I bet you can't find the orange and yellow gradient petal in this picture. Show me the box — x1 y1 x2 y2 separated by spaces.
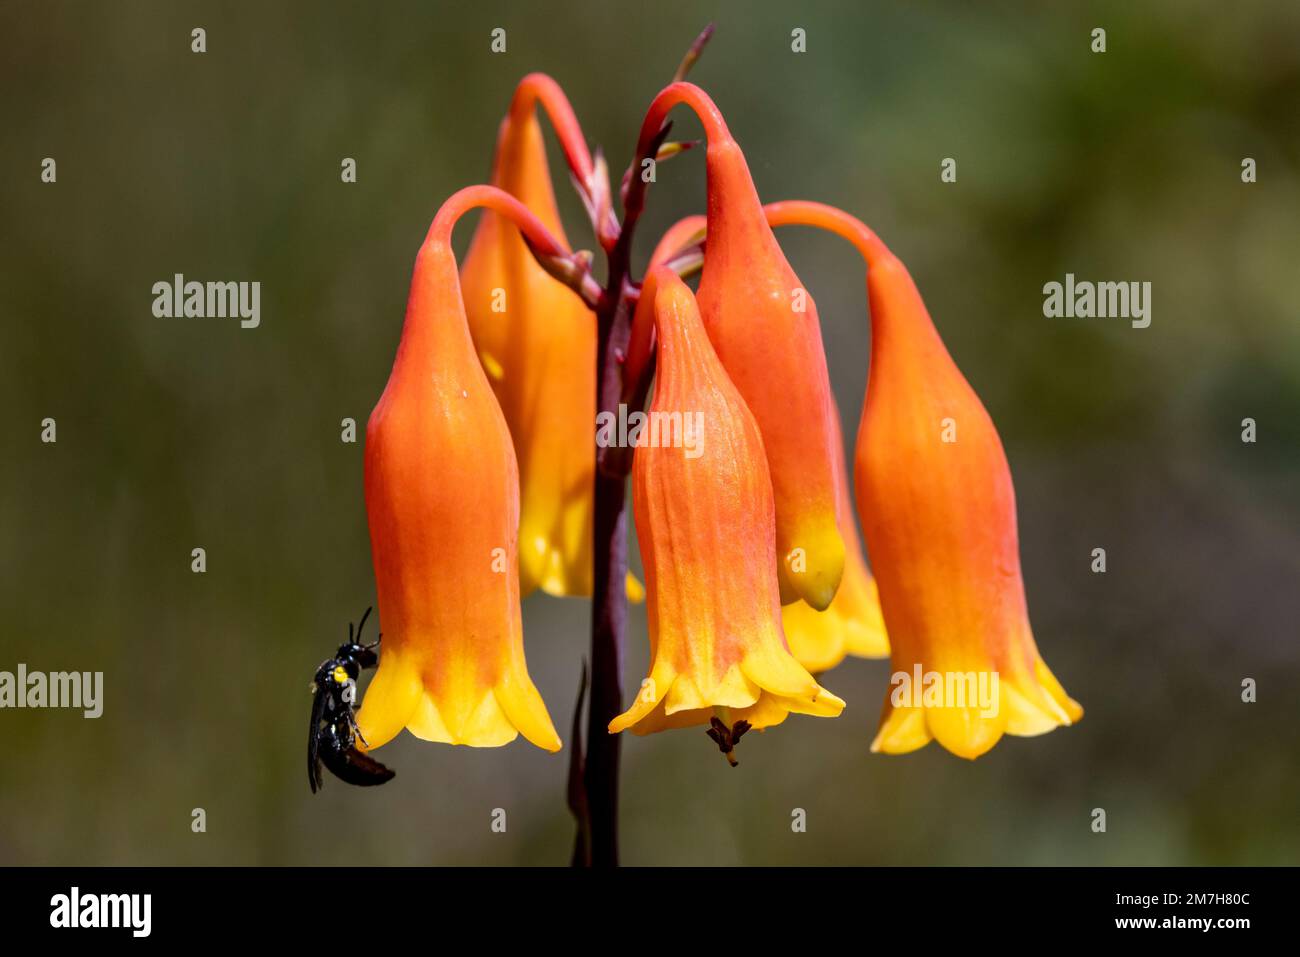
636 84 847 611
610 269 844 737
357 187 563 753
762 200 1081 759
850 221 1081 759
460 76 598 600
642 211 888 675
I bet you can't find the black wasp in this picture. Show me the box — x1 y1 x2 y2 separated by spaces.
308 607 395 793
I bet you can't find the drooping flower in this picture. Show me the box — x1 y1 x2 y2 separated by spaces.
459 75 599 600
633 83 847 612
609 267 844 744
356 186 564 753
644 213 889 674
764 201 1081 758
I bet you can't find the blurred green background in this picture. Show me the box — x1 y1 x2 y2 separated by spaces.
2 0 1298 866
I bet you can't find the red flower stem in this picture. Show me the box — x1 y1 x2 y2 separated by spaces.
429 184 568 254
570 85 725 874
428 185 602 307
581 218 709 868
511 73 621 249
616 82 731 269
762 200 889 268
510 73 596 186
575 60 725 872
622 203 888 392
582 299 630 868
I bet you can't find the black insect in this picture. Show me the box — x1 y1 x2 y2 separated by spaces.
308 607 395 793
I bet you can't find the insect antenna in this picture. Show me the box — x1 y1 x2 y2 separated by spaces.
355 606 373 644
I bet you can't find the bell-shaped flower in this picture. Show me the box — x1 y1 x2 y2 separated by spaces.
761 202 1082 759
639 211 888 675
633 83 847 611
460 75 601 599
609 268 844 744
356 186 565 753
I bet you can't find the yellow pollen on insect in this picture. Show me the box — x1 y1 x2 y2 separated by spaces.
332 666 348 684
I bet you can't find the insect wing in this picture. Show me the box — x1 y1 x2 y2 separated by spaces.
307 687 327 793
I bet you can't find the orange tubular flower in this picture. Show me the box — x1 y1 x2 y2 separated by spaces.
459 75 609 599
356 185 565 753
610 267 844 744
766 201 1082 759
633 83 846 612
643 213 888 674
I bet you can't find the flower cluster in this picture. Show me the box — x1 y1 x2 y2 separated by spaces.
355 63 1080 764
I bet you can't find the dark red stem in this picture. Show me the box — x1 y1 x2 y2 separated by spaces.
572 27 716 869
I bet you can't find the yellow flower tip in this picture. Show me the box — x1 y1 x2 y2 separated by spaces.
779 401 890 670
355 642 562 753
520 537 643 605
781 577 890 673
406 689 518 748
1001 664 1084 737
868 666 1081 761
354 650 422 752
536 549 574 598
871 661 1082 760
517 536 549 596
781 600 849 674
841 580 891 660
375 683 561 752
517 532 581 600
1035 656 1084 724
494 665 564 752
777 521 846 611
607 663 674 735
782 685 846 718
737 645 822 700
869 706 930 756
926 706 1006 760
841 621 889 662
663 666 755 715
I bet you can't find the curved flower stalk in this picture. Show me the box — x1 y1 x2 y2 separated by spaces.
610 268 844 745
460 75 603 600
766 201 1083 759
357 185 576 753
627 83 847 612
